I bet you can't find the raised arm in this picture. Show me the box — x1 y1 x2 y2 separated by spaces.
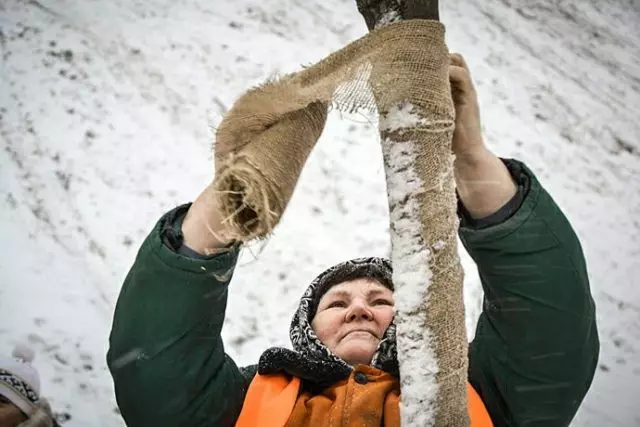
461 160 598 426
107 188 251 427
449 55 598 426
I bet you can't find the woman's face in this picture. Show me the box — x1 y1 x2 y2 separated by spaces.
0 397 27 427
311 278 394 366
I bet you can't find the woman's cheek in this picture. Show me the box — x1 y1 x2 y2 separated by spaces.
322 313 343 347
377 307 395 330
314 314 335 342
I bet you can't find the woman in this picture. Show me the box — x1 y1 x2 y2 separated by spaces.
0 345 59 427
107 54 599 426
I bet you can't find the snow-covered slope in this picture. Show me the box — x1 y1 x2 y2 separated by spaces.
1 0 638 425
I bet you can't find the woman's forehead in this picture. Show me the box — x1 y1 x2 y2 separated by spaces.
323 278 391 298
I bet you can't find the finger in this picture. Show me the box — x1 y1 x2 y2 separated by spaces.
449 53 470 73
449 65 474 92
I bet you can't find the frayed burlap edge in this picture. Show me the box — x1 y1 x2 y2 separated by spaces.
213 20 449 242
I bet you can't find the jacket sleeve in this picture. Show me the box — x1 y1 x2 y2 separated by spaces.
463 160 599 427
107 205 250 427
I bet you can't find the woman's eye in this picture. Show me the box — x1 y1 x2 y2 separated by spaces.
327 301 347 309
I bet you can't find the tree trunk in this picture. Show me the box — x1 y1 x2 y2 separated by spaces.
355 2 470 426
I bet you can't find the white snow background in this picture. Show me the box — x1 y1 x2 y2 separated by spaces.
1 0 639 425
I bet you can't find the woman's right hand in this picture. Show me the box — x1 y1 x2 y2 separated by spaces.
181 181 235 255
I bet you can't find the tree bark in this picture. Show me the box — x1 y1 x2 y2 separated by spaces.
356 0 440 30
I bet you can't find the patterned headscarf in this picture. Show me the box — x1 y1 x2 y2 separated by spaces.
258 257 399 388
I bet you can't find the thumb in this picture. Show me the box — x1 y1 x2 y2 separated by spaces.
449 65 477 107
449 53 475 91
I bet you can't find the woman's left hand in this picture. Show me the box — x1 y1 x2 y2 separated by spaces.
448 53 517 218
449 53 486 160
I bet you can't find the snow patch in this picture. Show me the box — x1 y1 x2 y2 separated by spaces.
380 102 428 132
374 10 402 30
380 102 454 136
3 0 639 425
432 240 446 251
381 136 438 426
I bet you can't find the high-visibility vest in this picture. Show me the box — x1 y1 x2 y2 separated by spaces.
236 372 493 427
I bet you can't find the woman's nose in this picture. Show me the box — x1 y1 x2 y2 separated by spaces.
345 300 374 322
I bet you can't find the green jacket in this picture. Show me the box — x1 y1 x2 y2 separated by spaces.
107 160 598 426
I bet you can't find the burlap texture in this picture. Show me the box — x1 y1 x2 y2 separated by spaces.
215 20 449 240
213 19 468 425
375 22 467 425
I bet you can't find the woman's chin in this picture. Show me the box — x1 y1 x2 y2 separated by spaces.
335 336 379 365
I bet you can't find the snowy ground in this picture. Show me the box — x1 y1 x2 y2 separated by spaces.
1 0 638 425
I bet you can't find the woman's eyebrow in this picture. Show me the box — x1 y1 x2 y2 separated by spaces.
367 288 389 297
325 290 351 299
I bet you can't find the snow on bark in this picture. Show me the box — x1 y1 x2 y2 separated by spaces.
374 9 402 29
380 102 439 426
380 102 453 136
432 240 446 251
379 102 427 131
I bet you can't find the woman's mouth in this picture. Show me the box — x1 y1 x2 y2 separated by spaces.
343 330 377 340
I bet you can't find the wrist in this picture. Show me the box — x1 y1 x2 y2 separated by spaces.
453 146 491 169
181 184 234 255
454 150 517 219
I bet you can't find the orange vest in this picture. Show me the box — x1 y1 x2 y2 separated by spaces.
236 365 493 427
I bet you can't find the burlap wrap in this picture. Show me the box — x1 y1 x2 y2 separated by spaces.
214 20 468 426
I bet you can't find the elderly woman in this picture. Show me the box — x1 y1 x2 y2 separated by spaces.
107 53 598 426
